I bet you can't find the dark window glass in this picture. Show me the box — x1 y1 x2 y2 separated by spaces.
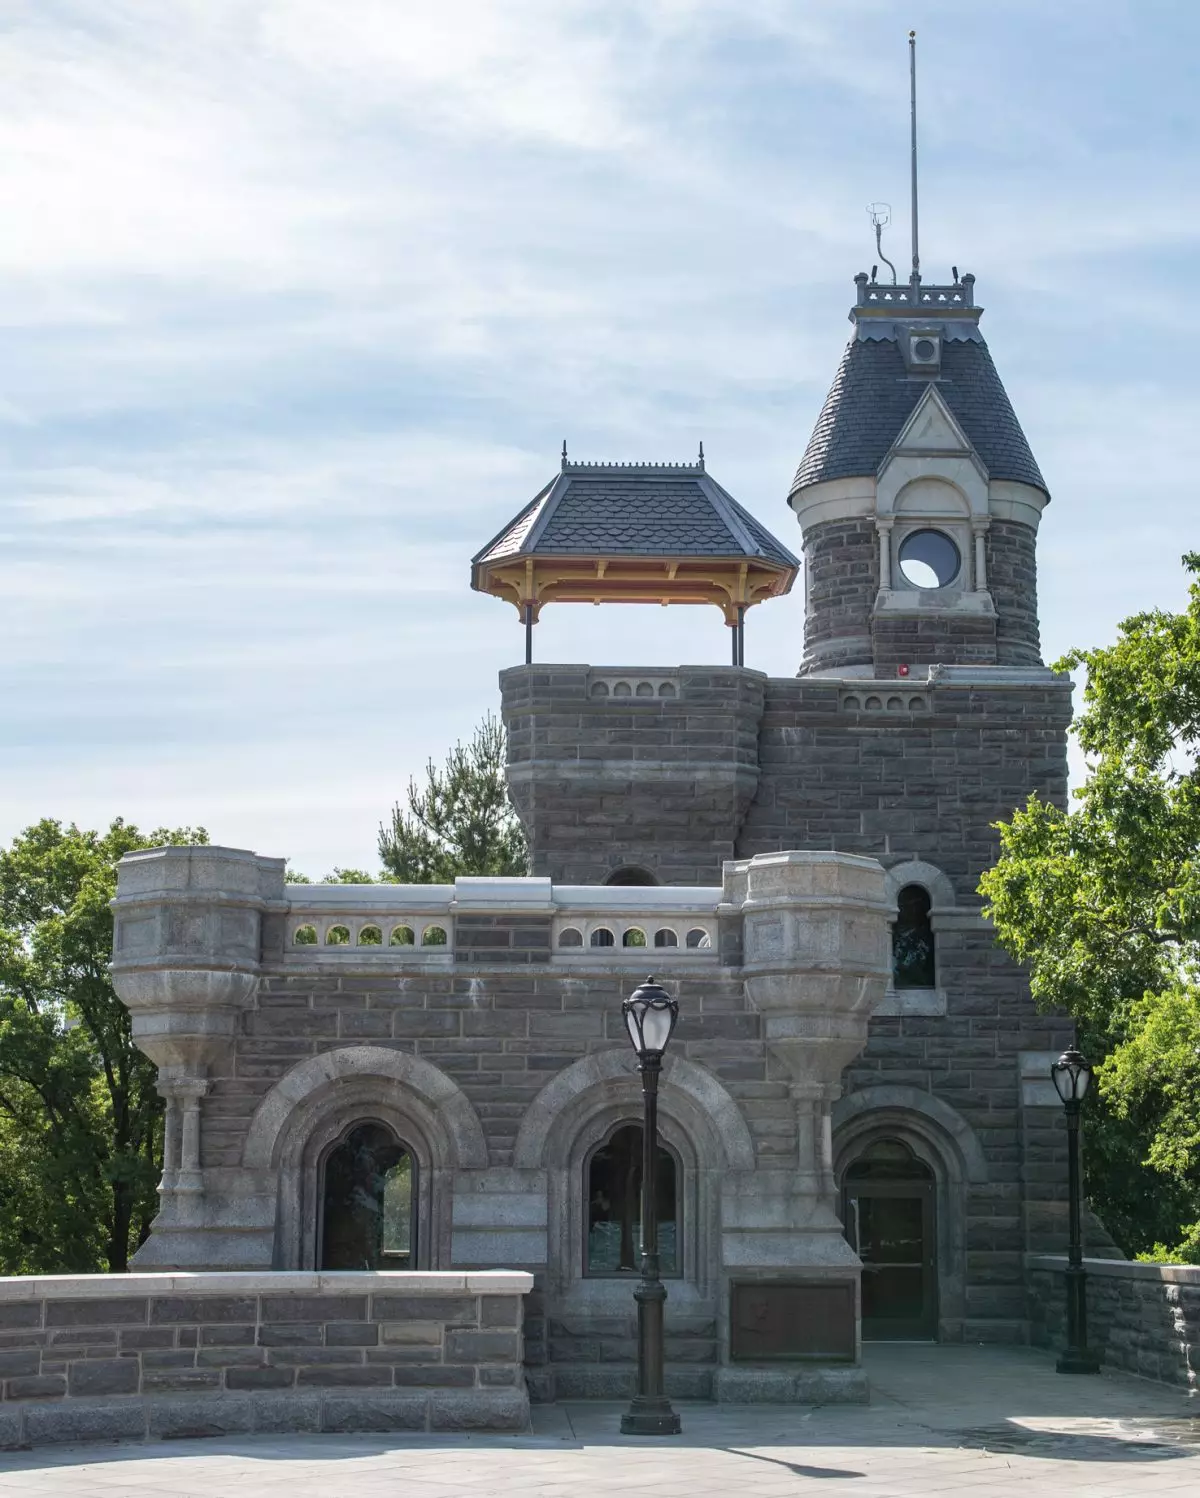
586 1124 677 1276
321 1122 415 1270
605 866 658 887
893 884 935 989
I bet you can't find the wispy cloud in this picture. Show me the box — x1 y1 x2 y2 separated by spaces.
1 0 1197 871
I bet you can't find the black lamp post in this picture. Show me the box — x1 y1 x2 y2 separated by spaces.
619 976 682 1436
1050 1047 1100 1375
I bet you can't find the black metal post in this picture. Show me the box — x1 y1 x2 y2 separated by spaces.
1057 1097 1099 1374
730 622 738 665
737 604 746 667
524 603 533 665
620 1056 681 1435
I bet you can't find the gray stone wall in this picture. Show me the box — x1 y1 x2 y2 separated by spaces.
798 518 876 674
870 613 997 672
1028 1258 1199 1391
0 1271 530 1446
500 664 764 885
988 521 1042 666
738 675 1071 894
739 672 1074 1338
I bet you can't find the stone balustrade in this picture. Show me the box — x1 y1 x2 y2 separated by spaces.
1027 1255 1199 1392
0 1270 532 1446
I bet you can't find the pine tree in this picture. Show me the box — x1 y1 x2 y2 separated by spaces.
378 714 528 883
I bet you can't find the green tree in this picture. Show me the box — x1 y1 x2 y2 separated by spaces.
980 554 1200 1261
0 818 207 1273
378 713 528 882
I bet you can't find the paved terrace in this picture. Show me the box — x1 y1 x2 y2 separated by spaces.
1 1345 1197 1497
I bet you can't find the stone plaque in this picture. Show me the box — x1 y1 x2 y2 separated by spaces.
729 1280 855 1362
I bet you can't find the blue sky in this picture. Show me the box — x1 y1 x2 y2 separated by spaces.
2 0 1197 876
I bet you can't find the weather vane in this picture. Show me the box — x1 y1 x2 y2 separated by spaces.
867 202 897 285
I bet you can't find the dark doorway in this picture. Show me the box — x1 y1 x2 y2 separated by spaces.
321 1121 415 1270
842 1139 937 1339
585 1123 678 1275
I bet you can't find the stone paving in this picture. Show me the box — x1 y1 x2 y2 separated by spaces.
1 1345 1198 1497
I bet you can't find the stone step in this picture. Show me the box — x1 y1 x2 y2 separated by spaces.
549 1363 714 1401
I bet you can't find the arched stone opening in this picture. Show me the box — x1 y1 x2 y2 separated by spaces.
604 866 658 887
833 1085 988 1343
242 1046 486 1269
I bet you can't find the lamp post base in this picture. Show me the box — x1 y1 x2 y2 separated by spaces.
1056 1348 1101 1375
620 1396 682 1436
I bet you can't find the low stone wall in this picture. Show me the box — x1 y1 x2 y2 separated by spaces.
0 1270 532 1446
1028 1255 1198 1392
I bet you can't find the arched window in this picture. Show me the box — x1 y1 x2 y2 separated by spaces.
622 928 647 948
358 925 382 946
590 927 615 948
558 927 583 948
585 1123 678 1276
685 927 711 949
326 924 351 946
605 866 658 887
893 884 935 988
320 1122 415 1270
654 928 678 948
293 924 317 946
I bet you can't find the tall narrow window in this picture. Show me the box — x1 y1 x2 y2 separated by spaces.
585 1123 678 1276
321 1122 416 1270
893 884 935 989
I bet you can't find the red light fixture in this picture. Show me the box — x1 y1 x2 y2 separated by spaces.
897 663 910 677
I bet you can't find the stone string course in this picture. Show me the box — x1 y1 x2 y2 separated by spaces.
0 1271 531 1446
1028 1257 1199 1392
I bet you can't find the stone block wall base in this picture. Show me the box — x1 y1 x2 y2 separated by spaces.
549 1365 714 1401
1 1389 531 1448
714 1365 869 1405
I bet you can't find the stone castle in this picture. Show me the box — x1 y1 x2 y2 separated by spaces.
107 266 1082 1405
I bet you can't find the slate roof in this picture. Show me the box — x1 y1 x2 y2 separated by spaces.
792 335 1047 495
473 467 799 569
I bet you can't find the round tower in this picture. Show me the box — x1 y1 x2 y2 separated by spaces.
789 271 1048 676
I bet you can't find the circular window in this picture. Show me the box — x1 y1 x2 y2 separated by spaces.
898 529 960 589
913 337 937 360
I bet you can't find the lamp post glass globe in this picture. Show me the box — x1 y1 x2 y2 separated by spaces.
1051 1047 1093 1106
622 977 679 1060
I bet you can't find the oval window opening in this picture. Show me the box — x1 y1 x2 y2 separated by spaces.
898 529 960 590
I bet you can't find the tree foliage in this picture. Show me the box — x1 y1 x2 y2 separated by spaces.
980 554 1200 1261
0 818 207 1273
378 714 528 883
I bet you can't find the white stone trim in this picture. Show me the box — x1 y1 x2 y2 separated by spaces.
1027 1255 1198 1282
876 986 946 1017
0 1269 533 1300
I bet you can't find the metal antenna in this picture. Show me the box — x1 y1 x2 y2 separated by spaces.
909 30 920 281
867 203 897 285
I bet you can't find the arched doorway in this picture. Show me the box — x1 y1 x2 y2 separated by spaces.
842 1139 937 1340
320 1121 416 1270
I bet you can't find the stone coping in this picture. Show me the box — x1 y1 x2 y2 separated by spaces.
0 1270 534 1301
1027 1254 1200 1285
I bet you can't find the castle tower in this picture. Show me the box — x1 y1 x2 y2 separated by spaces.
791 273 1047 675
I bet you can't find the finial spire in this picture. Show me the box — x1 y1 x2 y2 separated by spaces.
909 30 920 282
698 440 705 470
561 439 568 470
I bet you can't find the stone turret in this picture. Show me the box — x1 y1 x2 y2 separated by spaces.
790 272 1048 676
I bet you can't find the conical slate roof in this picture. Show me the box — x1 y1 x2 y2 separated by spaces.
474 462 799 569
792 336 1045 495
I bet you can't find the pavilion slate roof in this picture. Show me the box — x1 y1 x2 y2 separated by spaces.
473 465 799 568
791 335 1047 495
